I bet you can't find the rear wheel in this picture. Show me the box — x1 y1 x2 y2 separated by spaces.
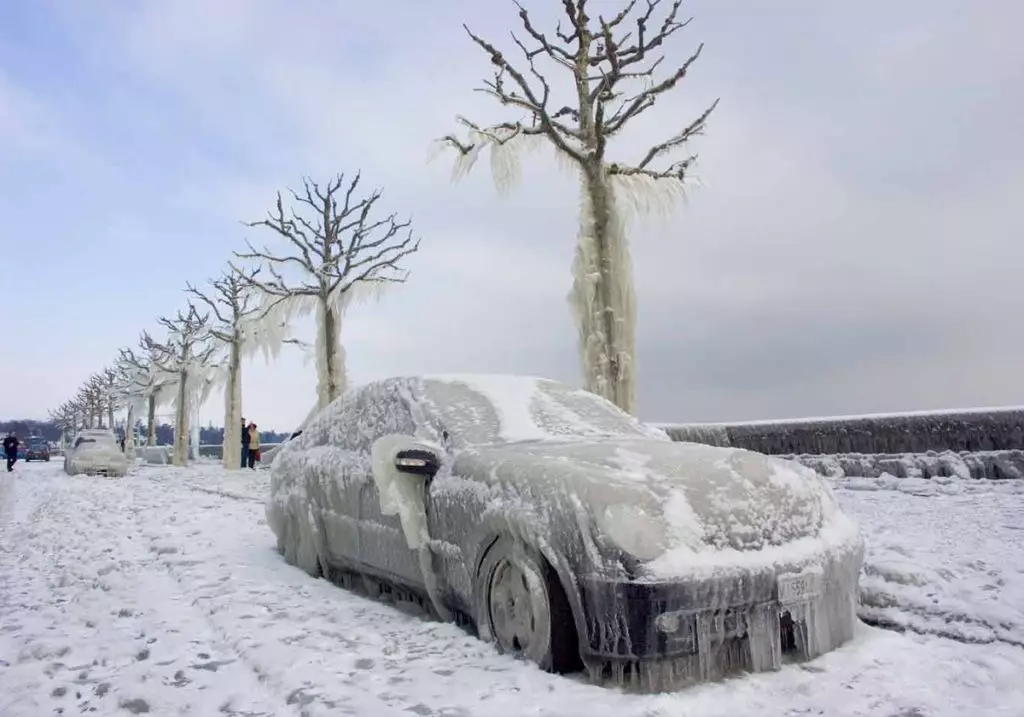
475 537 580 672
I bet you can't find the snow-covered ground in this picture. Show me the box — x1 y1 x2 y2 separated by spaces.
2 462 1022 716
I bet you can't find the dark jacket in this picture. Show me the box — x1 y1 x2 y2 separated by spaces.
3 436 17 456
241 423 250 447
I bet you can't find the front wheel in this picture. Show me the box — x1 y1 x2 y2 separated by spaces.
474 537 580 672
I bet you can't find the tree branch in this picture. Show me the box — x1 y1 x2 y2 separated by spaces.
440 0 716 185
236 174 420 308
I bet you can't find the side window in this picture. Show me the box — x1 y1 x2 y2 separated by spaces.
293 380 419 454
327 380 418 454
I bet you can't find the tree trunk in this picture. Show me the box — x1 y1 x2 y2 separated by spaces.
570 164 637 415
173 370 190 466
223 338 243 469
107 402 114 434
124 404 135 458
146 393 156 446
317 298 346 410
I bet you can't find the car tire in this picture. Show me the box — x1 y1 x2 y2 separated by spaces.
474 536 580 673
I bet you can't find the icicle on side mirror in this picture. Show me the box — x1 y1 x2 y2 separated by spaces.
393 448 440 478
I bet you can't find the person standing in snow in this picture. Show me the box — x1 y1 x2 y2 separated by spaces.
246 422 260 469
240 417 249 469
3 432 18 472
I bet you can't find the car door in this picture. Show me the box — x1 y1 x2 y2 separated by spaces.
335 380 427 588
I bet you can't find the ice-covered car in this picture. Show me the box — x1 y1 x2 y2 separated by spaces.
268 375 864 691
64 429 128 477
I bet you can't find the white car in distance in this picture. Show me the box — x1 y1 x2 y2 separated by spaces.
64 429 128 477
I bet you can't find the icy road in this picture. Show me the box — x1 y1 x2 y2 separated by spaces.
1 462 1022 717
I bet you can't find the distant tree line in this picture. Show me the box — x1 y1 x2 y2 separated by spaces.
0 419 287 447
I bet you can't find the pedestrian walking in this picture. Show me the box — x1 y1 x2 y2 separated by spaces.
3 432 19 472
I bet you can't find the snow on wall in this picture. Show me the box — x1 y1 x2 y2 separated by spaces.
657 407 1024 456
658 409 1024 480
790 450 1024 481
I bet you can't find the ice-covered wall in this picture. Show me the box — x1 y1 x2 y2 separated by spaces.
658 408 1024 455
658 408 1024 480
787 450 1024 481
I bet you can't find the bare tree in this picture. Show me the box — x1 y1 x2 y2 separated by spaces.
49 401 82 449
436 0 718 414
233 173 420 409
143 304 218 466
186 266 281 469
78 376 106 428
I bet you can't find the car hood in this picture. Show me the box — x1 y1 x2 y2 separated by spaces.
451 438 838 555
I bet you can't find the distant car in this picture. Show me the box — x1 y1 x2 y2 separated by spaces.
16 442 27 460
64 429 128 477
268 375 864 690
24 439 50 462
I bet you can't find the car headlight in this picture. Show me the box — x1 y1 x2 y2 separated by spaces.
594 503 668 561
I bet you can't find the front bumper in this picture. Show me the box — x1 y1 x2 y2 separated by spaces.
577 543 863 688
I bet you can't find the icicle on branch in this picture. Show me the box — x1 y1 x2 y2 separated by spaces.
186 265 306 355
141 303 219 466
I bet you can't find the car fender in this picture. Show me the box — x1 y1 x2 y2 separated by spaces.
466 516 588 656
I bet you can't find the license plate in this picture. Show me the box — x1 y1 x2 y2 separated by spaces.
777 570 823 604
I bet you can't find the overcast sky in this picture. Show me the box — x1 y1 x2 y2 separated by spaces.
1 0 1021 431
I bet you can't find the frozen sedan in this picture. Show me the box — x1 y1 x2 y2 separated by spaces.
64 429 128 477
268 375 863 691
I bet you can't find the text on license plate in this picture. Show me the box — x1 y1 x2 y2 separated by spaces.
777 571 823 604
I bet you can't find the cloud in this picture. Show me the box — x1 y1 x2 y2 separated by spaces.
3 0 1022 430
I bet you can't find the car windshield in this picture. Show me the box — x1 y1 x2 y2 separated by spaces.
423 377 656 446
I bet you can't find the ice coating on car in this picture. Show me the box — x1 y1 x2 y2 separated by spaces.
64 429 129 477
267 374 864 692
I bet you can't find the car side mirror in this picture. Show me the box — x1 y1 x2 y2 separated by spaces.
394 448 441 478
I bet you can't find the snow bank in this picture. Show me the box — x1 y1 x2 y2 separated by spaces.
835 478 1024 648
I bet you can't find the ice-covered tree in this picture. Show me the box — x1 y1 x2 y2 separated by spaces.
186 266 294 469
435 0 718 414
118 345 160 446
100 367 119 432
142 304 218 466
115 345 164 453
48 401 80 448
233 174 420 410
